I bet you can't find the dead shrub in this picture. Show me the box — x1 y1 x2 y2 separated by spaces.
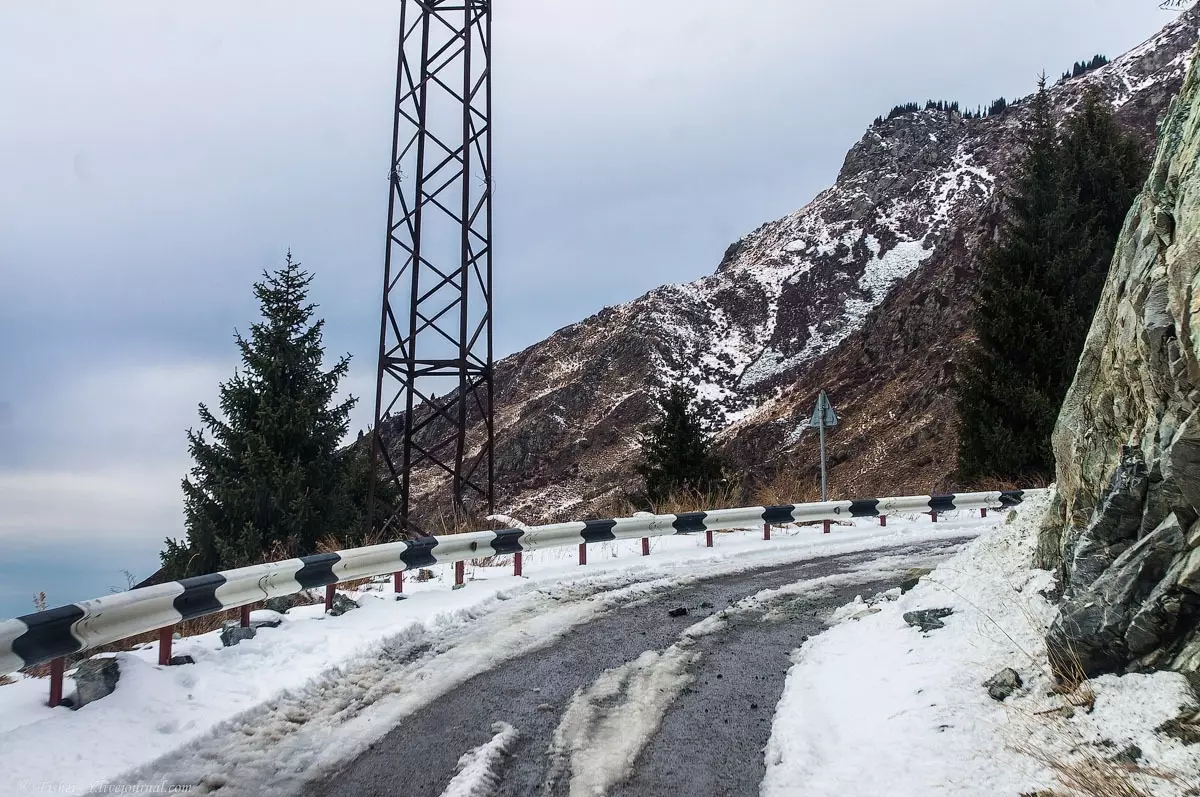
752 469 824 507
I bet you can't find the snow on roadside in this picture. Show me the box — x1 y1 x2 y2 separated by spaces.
761 492 1200 797
0 513 989 797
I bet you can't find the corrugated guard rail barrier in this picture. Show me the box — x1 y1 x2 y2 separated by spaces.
0 489 1042 705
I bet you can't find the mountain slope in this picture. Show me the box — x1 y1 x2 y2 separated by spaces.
384 8 1200 524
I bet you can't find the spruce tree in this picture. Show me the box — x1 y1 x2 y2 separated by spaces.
162 253 364 577
957 82 1147 483
636 383 726 505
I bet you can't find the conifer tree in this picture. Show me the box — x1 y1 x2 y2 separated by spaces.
636 383 726 505
957 82 1147 483
162 253 373 577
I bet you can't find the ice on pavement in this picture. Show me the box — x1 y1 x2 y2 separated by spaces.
546 646 700 797
438 721 519 797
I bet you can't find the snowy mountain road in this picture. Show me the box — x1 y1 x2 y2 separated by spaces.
311 538 969 797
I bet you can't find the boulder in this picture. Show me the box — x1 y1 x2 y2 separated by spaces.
248 610 284 629
900 568 934 594
72 658 119 708
328 593 359 617
220 625 257 648
982 667 1022 701
264 594 311 614
903 607 954 632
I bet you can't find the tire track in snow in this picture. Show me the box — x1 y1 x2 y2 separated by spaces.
540 559 929 797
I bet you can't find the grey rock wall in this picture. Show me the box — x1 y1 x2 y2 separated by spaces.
1047 37 1200 678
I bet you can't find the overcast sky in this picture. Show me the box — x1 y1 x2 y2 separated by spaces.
0 0 1183 616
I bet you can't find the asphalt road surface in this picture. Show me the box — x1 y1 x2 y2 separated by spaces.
310 537 968 797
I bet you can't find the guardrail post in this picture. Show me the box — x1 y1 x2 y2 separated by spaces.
455 561 465 586
763 523 771 541
823 520 831 534
981 508 988 518
48 657 64 708
394 571 404 593
240 605 251 628
931 510 938 523
705 529 714 548
158 626 174 666
514 552 523 577
578 542 587 566
641 537 650 556
324 583 336 612
880 515 887 527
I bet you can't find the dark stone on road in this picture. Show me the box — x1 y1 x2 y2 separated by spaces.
169 655 195 666
668 607 688 618
903 607 954 632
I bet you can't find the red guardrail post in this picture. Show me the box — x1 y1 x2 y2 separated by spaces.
48 657 64 708
158 626 174 666
763 523 771 541
880 515 887 527
578 542 587 566
240 605 251 628
705 529 714 548
981 508 988 518
514 552 523 577
455 560 465 586
641 537 650 556
394 571 404 593
931 511 938 523
823 520 831 534
324 584 336 611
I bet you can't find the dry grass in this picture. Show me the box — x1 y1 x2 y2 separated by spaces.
1015 740 1197 797
963 473 1055 493
752 468 824 507
648 483 745 515
0 674 16 687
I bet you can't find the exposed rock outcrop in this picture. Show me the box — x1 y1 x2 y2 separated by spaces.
1046 36 1200 678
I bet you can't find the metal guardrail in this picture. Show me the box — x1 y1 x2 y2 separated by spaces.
0 489 1038 691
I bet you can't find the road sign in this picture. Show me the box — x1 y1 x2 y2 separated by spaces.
809 390 838 428
809 390 838 502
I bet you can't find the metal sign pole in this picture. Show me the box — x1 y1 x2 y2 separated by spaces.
818 411 827 502
809 389 837 504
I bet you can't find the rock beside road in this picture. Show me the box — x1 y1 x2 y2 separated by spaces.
903 608 954 632
72 658 120 708
982 667 1022 701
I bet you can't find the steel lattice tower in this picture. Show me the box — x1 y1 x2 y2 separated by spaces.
369 0 493 535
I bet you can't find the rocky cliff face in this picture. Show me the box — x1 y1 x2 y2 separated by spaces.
1045 33 1200 678
384 9 1199 525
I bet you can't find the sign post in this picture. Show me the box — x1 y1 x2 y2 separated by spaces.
809 390 839 502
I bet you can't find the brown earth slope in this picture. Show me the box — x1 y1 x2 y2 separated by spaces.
381 9 1199 524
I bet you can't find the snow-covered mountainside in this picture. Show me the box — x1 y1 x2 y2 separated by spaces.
383 9 1199 524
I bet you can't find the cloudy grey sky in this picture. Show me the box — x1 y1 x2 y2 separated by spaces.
0 0 1182 616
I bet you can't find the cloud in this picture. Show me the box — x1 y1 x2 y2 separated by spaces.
0 467 185 546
